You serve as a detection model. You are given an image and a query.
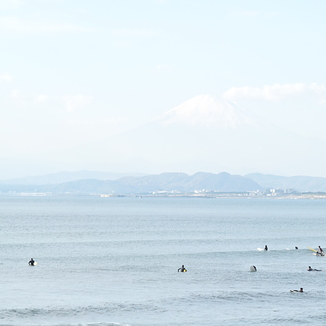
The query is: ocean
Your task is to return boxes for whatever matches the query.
[0,196,326,325]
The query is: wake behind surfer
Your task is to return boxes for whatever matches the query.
[28,258,35,266]
[178,265,186,272]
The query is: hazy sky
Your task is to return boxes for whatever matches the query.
[1,0,326,178]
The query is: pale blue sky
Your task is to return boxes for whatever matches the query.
[1,0,326,177]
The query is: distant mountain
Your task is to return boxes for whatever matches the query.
[246,173,326,192]
[0,170,146,185]
[0,172,262,194]
[112,172,261,193]
[5,94,326,178]
[153,94,256,128]
[46,93,326,177]
[2,170,326,194]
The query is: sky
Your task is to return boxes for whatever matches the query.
[1,0,326,178]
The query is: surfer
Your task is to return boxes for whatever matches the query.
[264,245,268,251]
[251,265,257,272]
[291,288,303,292]
[318,246,324,253]
[178,265,186,272]
[295,246,298,250]
[307,266,321,271]
[28,258,35,266]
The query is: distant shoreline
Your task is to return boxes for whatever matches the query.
[2,192,326,199]
[100,192,326,199]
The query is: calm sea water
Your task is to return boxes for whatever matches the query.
[0,196,326,326]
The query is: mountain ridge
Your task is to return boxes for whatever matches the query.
[2,171,326,193]
[0,170,146,185]
[0,172,261,194]
[245,173,326,192]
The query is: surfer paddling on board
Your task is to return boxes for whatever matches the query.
[307,266,321,271]
[291,288,303,292]
[178,265,187,272]
[264,245,268,251]
[28,258,35,266]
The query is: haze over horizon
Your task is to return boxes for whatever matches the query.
[1,1,326,179]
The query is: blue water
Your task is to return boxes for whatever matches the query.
[0,196,326,325]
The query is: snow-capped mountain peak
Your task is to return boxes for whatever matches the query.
[153,94,255,128]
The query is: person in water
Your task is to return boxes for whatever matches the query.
[291,288,303,292]
[28,258,35,266]
[178,265,186,272]
[307,266,321,271]
[316,246,324,256]
[264,245,268,251]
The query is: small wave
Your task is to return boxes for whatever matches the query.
[0,302,153,319]
[63,323,132,326]
[165,291,277,306]
[0,302,162,325]
[0,322,131,326]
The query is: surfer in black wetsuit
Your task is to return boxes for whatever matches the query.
[307,266,321,271]
[318,246,324,253]
[178,265,186,272]
[291,288,303,292]
[28,258,35,266]
[264,245,268,251]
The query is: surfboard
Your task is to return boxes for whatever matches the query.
[257,248,267,251]
[29,262,37,266]
[308,246,317,252]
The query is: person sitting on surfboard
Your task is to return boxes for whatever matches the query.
[264,245,268,251]
[316,246,325,256]
[28,258,35,266]
[178,265,186,272]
